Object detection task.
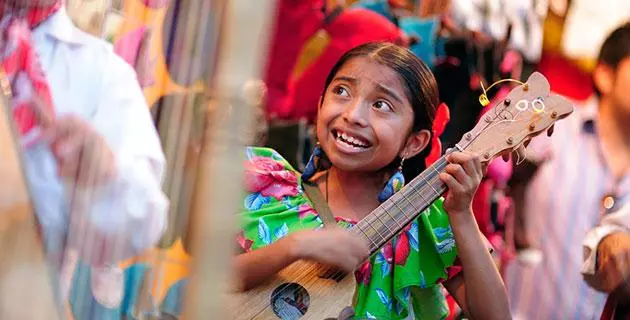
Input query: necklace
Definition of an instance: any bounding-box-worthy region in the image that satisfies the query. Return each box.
[325,170,329,203]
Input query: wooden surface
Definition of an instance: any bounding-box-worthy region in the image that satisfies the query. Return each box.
[227,260,356,320]
[181,0,276,319]
[0,88,59,319]
[457,72,574,161]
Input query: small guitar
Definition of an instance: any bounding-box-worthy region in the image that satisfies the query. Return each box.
[227,71,574,320]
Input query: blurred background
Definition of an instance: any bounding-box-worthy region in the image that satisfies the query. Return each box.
[3,0,628,319]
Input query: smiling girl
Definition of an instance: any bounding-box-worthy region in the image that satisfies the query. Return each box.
[234,42,510,319]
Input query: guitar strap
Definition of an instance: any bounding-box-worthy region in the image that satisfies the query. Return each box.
[302,181,337,228]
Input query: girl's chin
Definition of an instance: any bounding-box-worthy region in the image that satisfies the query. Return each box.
[325,153,387,174]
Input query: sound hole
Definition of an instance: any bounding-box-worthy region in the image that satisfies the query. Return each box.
[270,282,311,319]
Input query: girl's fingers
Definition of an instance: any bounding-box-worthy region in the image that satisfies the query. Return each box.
[439,172,464,194]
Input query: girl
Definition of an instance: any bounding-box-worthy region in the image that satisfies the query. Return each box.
[235,42,510,319]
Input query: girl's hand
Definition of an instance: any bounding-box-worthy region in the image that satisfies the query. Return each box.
[290,228,370,273]
[439,151,483,217]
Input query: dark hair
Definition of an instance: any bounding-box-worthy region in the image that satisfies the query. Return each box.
[594,22,630,96]
[322,42,440,181]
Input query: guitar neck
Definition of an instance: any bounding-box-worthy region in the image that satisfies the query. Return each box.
[351,153,451,255]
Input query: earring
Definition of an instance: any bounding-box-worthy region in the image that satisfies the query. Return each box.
[378,157,406,203]
[301,143,331,182]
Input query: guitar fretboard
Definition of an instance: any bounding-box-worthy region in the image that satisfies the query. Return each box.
[350,153,451,254]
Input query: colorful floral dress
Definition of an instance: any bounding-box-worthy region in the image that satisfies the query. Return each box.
[238,147,476,320]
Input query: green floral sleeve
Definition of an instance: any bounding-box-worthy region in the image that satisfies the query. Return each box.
[237,147,486,320]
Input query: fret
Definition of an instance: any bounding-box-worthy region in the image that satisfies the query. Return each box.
[383,206,403,231]
[411,178,430,204]
[419,176,445,201]
[373,211,395,233]
[355,156,451,253]
[427,166,442,195]
[354,224,378,249]
[365,219,387,243]
[399,192,421,214]
[388,202,407,228]
[357,221,384,252]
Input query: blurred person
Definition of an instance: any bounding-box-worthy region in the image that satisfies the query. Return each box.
[504,23,630,319]
[0,0,168,301]
[582,203,630,319]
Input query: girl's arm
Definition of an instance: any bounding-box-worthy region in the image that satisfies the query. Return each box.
[232,228,369,292]
[232,235,299,291]
[443,212,511,320]
[439,151,511,319]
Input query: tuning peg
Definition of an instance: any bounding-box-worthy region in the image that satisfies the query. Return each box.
[547,124,555,137]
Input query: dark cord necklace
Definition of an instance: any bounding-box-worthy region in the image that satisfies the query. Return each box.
[325,170,329,203]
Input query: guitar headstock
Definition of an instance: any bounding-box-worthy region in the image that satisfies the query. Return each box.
[456,72,574,163]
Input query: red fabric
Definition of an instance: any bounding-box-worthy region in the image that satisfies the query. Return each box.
[0,1,61,147]
[273,8,407,122]
[263,0,326,119]
[426,102,449,166]
[537,51,593,102]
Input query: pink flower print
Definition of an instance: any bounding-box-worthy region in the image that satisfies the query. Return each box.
[382,242,394,264]
[355,260,372,286]
[394,232,411,266]
[298,203,317,219]
[237,231,253,252]
[244,157,298,200]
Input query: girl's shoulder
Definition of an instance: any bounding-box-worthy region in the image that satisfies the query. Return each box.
[239,147,322,252]
[245,146,299,173]
[242,146,304,207]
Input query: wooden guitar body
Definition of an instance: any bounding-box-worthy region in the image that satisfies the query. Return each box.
[227,71,575,320]
[229,260,357,320]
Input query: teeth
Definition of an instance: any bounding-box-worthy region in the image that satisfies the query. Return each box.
[336,130,369,148]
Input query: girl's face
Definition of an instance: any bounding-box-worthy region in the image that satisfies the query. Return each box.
[316,56,430,174]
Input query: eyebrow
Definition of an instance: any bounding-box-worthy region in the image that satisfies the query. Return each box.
[333,75,404,104]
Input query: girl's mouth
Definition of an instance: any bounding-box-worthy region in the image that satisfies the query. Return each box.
[332,129,372,152]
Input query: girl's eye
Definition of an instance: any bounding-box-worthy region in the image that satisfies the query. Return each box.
[373,100,393,112]
[333,85,350,97]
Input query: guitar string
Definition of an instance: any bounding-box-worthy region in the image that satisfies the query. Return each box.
[310,173,449,300]
[357,156,449,251]
[245,81,557,315]
[292,96,522,295]
[254,161,451,315]
[257,88,538,314]
[313,158,450,291]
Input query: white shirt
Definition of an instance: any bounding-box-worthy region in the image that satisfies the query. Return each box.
[23,8,168,271]
[562,0,630,61]
[582,204,630,275]
[449,0,548,61]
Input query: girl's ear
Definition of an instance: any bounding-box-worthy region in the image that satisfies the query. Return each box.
[593,64,615,96]
[401,129,431,159]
